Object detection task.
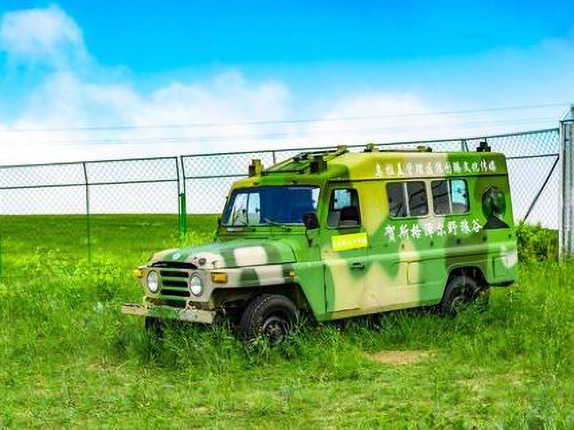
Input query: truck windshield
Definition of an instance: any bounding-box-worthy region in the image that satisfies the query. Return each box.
[223,186,320,226]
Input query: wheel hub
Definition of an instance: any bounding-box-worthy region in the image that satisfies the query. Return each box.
[261,315,288,344]
[450,283,476,312]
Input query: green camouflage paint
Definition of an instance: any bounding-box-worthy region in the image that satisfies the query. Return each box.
[122,146,517,324]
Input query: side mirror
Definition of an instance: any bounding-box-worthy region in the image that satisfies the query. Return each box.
[302,212,319,230]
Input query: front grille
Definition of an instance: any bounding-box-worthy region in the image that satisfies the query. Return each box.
[161,270,189,279]
[152,261,196,270]
[155,263,192,308]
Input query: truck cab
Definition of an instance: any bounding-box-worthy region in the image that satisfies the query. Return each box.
[122,144,518,343]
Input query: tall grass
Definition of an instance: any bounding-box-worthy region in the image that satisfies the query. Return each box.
[0,220,572,428]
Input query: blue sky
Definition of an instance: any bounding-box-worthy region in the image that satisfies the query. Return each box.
[2,0,572,66]
[0,1,572,163]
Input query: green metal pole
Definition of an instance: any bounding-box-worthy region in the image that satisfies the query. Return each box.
[179,193,187,242]
[82,163,92,265]
[178,156,187,243]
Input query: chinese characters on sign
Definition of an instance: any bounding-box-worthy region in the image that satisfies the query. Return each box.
[384,219,482,243]
[375,159,497,178]
[332,232,369,251]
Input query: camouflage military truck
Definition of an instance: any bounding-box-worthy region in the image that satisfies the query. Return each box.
[122,142,517,343]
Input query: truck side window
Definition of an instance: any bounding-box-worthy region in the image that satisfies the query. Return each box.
[431,181,450,215]
[327,188,361,227]
[431,179,469,215]
[387,183,407,217]
[386,181,428,218]
[407,182,428,216]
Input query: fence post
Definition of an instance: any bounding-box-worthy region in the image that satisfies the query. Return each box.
[560,105,574,257]
[82,162,92,264]
[0,175,3,277]
[178,156,187,242]
[179,193,187,241]
[0,234,3,279]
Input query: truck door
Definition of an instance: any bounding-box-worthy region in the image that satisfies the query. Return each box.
[364,180,432,309]
[320,185,368,316]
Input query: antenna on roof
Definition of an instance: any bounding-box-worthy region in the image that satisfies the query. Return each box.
[248,159,263,176]
[476,140,491,152]
[309,155,327,173]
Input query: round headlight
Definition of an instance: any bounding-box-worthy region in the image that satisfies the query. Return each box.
[147,271,160,293]
[189,274,204,297]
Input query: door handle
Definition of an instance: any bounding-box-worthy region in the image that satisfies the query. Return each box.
[351,261,365,270]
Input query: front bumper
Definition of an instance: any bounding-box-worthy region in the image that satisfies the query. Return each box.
[121,303,216,324]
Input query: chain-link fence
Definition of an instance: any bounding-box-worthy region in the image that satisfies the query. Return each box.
[0,157,183,277]
[0,127,560,277]
[181,128,560,223]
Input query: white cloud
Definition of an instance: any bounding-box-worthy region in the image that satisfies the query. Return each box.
[0,5,566,225]
[301,93,454,146]
[0,4,569,168]
[0,4,86,68]
[0,5,295,163]
[0,70,291,163]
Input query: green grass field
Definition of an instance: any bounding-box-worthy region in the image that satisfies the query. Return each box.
[0,215,572,429]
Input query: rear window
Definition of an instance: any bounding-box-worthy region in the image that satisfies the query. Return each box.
[386,181,428,218]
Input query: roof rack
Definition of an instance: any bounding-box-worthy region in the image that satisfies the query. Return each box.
[260,145,349,175]
[248,143,436,177]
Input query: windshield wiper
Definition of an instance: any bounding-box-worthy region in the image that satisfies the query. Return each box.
[263,218,292,231]
[231,209,249,226]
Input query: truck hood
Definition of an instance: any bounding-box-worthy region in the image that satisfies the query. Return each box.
[149,239,296,270]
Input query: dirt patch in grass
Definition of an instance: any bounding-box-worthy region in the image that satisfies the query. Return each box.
[458,378,483,393]
[366,350,431,365]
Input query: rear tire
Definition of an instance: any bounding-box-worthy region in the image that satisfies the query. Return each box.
[239,294,299,344]
[440,275,483,315]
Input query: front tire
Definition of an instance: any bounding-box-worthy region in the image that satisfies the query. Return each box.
[239,294,299,344]
[145,317,164,338]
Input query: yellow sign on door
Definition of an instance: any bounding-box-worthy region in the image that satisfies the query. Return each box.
[332,232,368,251]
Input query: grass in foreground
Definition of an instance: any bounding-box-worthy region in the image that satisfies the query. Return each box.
[1,258,574,429]
[0,216,572,428]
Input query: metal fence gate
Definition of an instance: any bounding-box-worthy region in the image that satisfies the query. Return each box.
[0,127,562,277]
